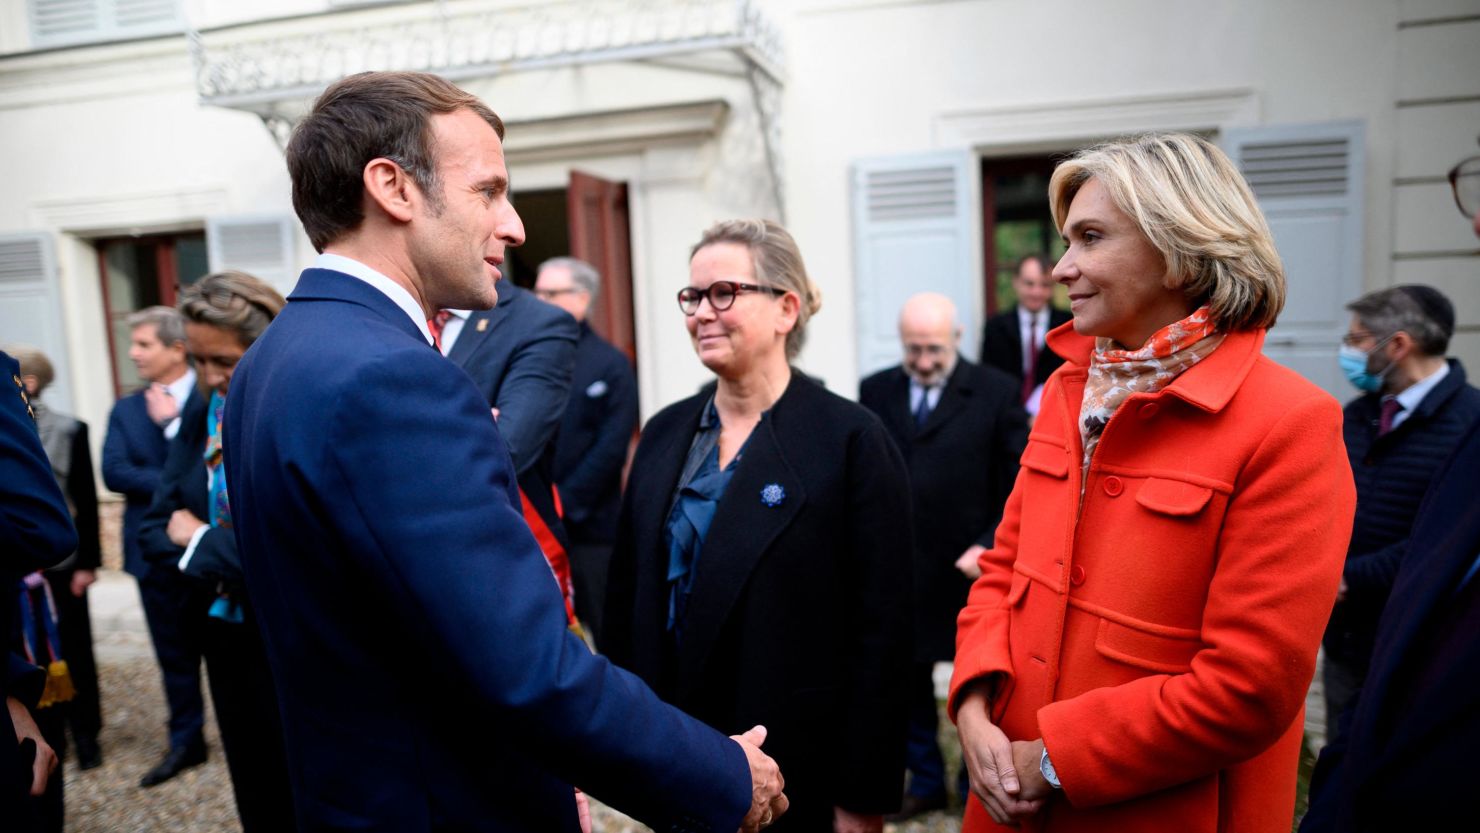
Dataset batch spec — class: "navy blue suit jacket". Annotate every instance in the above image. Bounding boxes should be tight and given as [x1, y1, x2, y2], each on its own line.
[553, 322, 638, 544]
[1, 351, 74, 827]
[1303, 414, 1480, 830]
[223, 269, 749, 833]
[103, 387, 198, 577]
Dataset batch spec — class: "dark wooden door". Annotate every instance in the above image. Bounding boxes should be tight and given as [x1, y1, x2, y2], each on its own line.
[567, 171, 637, 362]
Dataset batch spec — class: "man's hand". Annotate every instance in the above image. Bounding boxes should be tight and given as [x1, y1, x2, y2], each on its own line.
[70, 569, 96, 597]
[574, 788, 591, 833]
[166, 509, 207, 547]
[7, 696, 57, 797]
[143, 384, 178, 427]
[956, 685, 1042, 826]
[955, 544, 987, 579]
[1009, 739, 1051, 802]
[833, 806, 882, 833]
[732, 725, 787, 832]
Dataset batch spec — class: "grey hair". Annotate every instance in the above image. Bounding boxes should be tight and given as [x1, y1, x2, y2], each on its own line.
[1347, 285, 1454, 356]
[539, 257, 601, 302]
[125, 305, 186, 348]
[691, 219, 823, 362]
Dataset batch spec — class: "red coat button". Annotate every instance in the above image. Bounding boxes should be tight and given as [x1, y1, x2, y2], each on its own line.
[1103, 475, 1124, 496]
[1139, 402, 1160, 419]
[1070, 565, 1086, 586]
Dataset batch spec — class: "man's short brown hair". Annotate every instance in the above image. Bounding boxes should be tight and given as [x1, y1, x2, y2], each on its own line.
[286, 71, 505, 252]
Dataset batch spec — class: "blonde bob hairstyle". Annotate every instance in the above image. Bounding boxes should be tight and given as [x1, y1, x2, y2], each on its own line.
[691, 219, 823, 361]
[178, 270, 286, 348]
[1049, 133, 1285, 332]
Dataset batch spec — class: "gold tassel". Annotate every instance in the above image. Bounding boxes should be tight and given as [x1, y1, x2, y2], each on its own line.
[38, 660, 75, 709]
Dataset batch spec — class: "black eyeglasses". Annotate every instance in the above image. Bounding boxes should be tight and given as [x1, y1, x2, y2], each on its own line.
[676, 281, 786, 315]
[1449, 155, 1480, 219]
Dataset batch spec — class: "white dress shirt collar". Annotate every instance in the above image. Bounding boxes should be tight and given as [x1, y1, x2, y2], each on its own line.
[316, 253, 434, 346]
[1389, 361, 1450, 430]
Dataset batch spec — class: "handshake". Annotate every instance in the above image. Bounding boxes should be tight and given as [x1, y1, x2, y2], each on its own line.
[732, 725, 789, 832]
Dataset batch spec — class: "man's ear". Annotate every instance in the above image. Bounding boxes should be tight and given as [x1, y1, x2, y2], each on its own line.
[362, 158, 418, 223]
[1387, 330, 1415, 361]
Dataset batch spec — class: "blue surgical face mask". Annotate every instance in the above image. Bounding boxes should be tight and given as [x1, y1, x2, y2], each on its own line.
[1338, 338, 1393, 393]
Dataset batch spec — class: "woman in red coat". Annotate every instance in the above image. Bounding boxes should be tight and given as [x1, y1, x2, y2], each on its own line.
[950, 133, 1354, 833]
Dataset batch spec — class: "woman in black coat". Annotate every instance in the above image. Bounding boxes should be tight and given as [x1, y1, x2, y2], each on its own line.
[138, 271, 296, 833]
[602, 219, 913, 833]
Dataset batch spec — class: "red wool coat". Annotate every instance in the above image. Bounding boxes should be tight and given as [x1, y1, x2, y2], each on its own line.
[950, 325, 1354, 833]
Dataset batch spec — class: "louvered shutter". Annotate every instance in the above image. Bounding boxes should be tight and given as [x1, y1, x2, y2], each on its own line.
[851, 151, 981, 381]
[1224, 121, 1365, 401]
[206, 215, 300, 297]
[28, 0, 181, 49]
[0, 233, 75, 414]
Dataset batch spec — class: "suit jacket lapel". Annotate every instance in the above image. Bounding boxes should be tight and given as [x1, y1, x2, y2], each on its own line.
[447, 305, 505, 365]
[674, 403, 807, 701]
[916, 360, 971, 441]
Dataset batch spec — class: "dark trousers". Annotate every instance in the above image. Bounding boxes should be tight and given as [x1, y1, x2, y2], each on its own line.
[42, 571, 101, 748]
[136, 566, 207, 752]
[1323, 653, 1363, 744]
[202, 613, 297, 833]
[569, 541, 613, 643]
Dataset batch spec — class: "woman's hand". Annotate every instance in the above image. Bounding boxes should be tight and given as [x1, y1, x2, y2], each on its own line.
[956, 684, 1043, 826]
[833, 806, 882, 833]
[166, 509, 207, 547]
[70, 568, 96, 597]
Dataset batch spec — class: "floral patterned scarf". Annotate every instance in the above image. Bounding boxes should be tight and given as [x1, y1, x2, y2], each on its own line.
[1079, 305, 1224, 473]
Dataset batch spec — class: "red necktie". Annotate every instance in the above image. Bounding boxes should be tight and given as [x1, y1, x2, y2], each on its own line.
[1022, 319, 1039, 404]
[427, 309, 453, 353]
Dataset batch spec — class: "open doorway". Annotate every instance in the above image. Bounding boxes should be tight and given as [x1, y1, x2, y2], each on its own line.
[980, 155, 1067, 316]
[509, 172, 638, 364]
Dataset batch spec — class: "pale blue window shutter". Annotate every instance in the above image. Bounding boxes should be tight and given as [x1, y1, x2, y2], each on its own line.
[850, 151, 980, 383]
[0, 232, 74, 414]
[1224, 121, 1366, 401]
[206, 215, 300, 298]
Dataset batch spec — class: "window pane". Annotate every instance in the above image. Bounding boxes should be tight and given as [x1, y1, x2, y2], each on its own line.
[103, 240, 162, 393]
[175, 235, 208, 287]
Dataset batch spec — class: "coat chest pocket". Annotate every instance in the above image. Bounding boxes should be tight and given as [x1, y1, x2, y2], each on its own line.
[1094, 617, 1202, 674]
[1020, 438, 1069, 479]
[1134, 477, 1213, 517]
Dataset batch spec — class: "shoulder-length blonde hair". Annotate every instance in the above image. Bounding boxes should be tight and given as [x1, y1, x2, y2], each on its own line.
[691, 219, 823, 361]
[1048, 133, 1285, 332]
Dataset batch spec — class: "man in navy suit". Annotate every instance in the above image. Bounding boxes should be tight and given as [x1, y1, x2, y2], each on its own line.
[2, 349, 73, 830]
[101, 306, 211, 787]
[1302, 140, 1480, 830]
[978, 254, 1071, 417]
[533, 257, 639, 638]
[442, 281, 579, 609]
[223, 71, 785, 832]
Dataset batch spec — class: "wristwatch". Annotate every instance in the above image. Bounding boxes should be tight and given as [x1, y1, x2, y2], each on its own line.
[1039, 747, 1062, 790]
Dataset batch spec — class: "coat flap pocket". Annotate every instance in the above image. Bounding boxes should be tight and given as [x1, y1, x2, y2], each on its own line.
[1005, 571, 1031, 606]
[1135, 477, 1212, 516]
[1020, 439, 1069, 479]
[1094, 618, 1201, 674]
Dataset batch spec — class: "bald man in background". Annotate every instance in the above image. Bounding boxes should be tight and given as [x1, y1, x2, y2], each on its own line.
[860, 293, 1027, 818]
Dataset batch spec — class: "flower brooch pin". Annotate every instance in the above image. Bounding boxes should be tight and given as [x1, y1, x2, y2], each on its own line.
[760, 483, 786, 508]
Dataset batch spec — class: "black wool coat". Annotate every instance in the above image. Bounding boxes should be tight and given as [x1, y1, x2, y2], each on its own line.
[602, 373, 914, 830]
[859, 358, 1027, 661]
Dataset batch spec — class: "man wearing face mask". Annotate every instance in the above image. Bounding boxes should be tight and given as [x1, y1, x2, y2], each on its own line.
[1322, 285, 1480, 743]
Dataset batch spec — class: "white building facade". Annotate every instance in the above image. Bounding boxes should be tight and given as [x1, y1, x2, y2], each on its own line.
[1, 0, 1476, 476]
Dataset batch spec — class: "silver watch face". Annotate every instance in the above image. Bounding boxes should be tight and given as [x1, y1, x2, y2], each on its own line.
[1040, 747, 1061, 789]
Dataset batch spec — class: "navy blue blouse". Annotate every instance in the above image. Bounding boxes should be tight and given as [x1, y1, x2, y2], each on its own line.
[663, 397, 748, 635]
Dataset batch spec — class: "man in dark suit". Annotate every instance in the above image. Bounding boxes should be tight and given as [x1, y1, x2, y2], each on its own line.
[101, 306, 210, 786]
[1321, 285, 1480, 744]
[861, 293, 1027, 819]
[979, 254, 1071, 417]
[1302, 141, 1480, 831]
[442, 281, 580, 613]
[2, 349, 73, 831]
[223, 71, 784, 833]
[533, 256, 639, 638]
